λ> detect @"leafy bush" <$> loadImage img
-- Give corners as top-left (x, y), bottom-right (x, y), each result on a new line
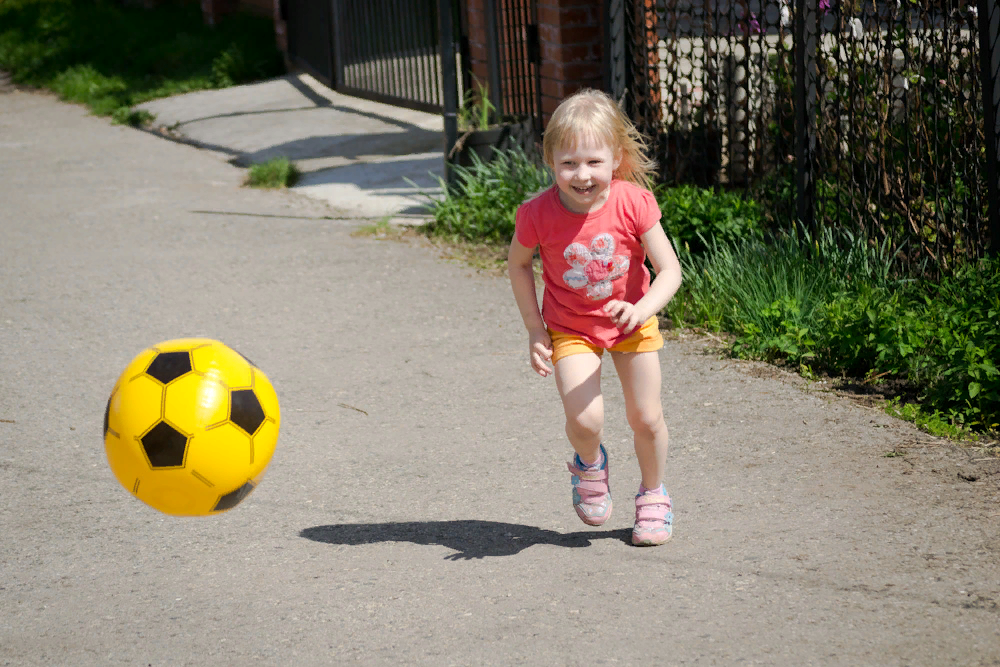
top-left (654, 184), bottom-right (764, 253)
top-left (671, 225), bottom-right (999, 432)
top-left (419, 148), bottom-right (551, 244)
top-left (819, 259), bottom-right (1000, 430)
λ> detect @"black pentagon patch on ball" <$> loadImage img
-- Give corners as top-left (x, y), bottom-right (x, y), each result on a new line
top-left (145, 351), bottom-right (193, 384)
top-left (230, 389), bottom-right (265, 435)
top-left (141, 421), bottom-right (189, 468)
top-left (212, 480), bottom-right (256, 512)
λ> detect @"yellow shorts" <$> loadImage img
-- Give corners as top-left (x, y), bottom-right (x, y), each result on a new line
top-left (549, 316), bottom-right (664, 364)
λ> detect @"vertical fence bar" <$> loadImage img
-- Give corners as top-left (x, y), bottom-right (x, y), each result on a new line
top-left (484, 0), bottom-right (505, 119)
top-left (330, 0), bottom-right (344, 88)
top-left (440, 0), bottom-right (459, 186)
top-left (794, 0), bottom-right (817, 229)
top-left (530, 0), bottom-right (543, 134)
top-left (501, 0), bottom-right (514, 115)
top-left (604, 0), bottom-right (624, 98)
top-left (978, 0), bottom-right (1000, 254)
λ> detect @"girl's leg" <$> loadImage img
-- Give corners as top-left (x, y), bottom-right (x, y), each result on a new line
top-left (610, 350), bottom-right (668, 490)
top-left (553, 351), bottom-right (604, 464)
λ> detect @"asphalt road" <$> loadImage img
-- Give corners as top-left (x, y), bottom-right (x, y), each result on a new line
top-left (1, 89), bottom-right (998, 666)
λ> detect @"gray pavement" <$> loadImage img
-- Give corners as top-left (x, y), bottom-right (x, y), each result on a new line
top-left (137, 73), bottom-right (445, 222)
top-left (2, 83), bottom-right (1000, 666)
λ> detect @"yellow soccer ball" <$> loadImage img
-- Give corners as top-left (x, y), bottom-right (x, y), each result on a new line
top-left (104, 338), bottom-right (280, 516)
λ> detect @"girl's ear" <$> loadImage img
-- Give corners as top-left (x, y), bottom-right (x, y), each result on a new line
top-left (613, 146), bottom-right (623, 171)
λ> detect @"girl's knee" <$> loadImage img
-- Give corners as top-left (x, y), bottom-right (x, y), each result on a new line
top-left (566, 406), bottom-right (604, 439)
top-left (627, 406), bottom-right (666, 438)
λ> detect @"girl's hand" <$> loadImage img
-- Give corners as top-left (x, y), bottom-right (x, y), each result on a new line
top-left (603, 299), bottom-right (647, 334)
top-left (528, 328), bottom-right (554, 377)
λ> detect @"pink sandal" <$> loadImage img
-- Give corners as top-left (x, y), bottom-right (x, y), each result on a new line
top-left (567, 444), bottom-right (612, 526)
top-left (632, 487), bottom-right (673, 546)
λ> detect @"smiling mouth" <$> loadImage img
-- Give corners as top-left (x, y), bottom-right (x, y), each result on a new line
top-left (572, 185), bottom-right (596, 195)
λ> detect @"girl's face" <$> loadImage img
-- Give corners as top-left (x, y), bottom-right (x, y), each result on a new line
top-left (551, 134), bottom-right (620, 214)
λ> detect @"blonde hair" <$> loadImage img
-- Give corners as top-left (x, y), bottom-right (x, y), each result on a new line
top-left (542, 89), bottom-right (657, 190)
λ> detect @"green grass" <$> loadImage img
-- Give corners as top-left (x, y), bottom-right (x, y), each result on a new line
top-left (883, 398), bottom-right (984, 443)
top-left (244, 157), bottom-right (300, 188)
top-left (0, 0), bottom-right (283, 123)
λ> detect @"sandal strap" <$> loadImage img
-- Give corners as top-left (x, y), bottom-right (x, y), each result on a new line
top-left (566, 462), bottom-right (608, 481)
top-left (635, 493), bottom-right (670, 508)
top-left (567, 462), bottom-right (609, 500)
top-left (635, 493), bottom-right (672, 523)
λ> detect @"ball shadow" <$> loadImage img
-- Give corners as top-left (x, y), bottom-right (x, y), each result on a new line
top-left (300, 520), bottom-right (631, 560)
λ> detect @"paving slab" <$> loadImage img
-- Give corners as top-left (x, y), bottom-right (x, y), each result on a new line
top-left (137, 73), bottom-right (444, 221)
top-left (1, 86), bottom-right (999, 667)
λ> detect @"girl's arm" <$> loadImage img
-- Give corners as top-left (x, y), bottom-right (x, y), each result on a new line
top-left (507, 238), bottom-right (554, 377)
top-left (603, 223), bottom-right (683, 334)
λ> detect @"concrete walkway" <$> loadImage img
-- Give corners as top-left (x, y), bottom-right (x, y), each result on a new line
top-left (1, 83), bottom-right (999, 666)
top-left (137, 73), bottom-right (445, 222)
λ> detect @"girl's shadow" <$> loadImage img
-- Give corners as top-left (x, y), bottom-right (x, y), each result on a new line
top-left (300, 520), bottom-right (630, 560)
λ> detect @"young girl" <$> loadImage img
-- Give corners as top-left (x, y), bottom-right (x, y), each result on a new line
top-left (507, 89), bottom-right (683, 546)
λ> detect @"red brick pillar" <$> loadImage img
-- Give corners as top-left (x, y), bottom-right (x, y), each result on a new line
top-left (537, 0), bottom-right (603, 124)
top-left (201, 0), bottom-right (238, 25)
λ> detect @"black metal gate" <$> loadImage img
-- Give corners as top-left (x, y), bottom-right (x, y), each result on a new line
top-left (285, 0), bottom-right (450, 113)
top-left (284, 0), bottom-right (333, 84)
top-left (284, 0), bottom-right (542, 129)
top-left (332, 0), bottom-right (446, 113)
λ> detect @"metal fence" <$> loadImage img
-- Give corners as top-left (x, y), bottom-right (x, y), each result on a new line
top-left (333, 0), bottom-right (445, 112)
top-left (612, 0), bottom-right (998, 270)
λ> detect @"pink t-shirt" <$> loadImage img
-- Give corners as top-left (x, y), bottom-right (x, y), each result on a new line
top-left (514, 180), bottom-right (661, 348)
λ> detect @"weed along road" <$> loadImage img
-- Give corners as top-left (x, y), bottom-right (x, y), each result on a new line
top-left (1, 87), bottom-right (999, 666)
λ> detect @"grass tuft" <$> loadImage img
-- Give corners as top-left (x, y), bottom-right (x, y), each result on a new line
top-left (244, 157), bottom-right (300, 189)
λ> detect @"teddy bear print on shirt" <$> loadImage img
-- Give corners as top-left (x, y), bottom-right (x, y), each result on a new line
top-left (562, 233), bottom-right (630, 300)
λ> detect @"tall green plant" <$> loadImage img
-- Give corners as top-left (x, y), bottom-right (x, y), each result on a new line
top-left (417, 148), bottom-right (551, 244)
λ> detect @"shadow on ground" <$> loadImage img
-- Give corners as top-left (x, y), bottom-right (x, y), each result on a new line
top-left (300, 520), bottom-right (629, 559)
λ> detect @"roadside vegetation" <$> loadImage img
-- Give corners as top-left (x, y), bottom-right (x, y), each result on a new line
top-left (419, 149), bottom-right (1000, 446)
top-left (244, 157), bottom-right (300, 189)
top-left (0, 0), bottom-right (283, 125)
